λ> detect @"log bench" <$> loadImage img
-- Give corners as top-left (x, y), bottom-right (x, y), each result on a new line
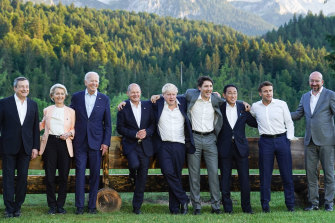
top-left (0, 137), bottom-right (328, 210)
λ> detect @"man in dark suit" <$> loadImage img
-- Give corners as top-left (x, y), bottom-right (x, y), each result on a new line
top-left (70, 72), bottom-right (111, 214)
top-left (117, 83), bottom-right (155, 214)
top-left (217, 84), bottom-right (257, 214)
top-left (291, 71), bottom-right (335, 211)
top-left (0, 77), bottom-right (39, 218)
top-left (152, 83), bottom-right (195, 215)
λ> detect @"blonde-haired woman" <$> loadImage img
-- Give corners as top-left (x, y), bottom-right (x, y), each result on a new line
top-left (40, 84), bottom-right (75, 215)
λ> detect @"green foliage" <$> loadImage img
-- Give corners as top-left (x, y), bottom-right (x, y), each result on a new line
top-left (0, 2), bottom-right (334, 137)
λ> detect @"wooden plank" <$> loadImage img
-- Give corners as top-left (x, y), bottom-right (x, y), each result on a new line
top-left (0, 174), bottom-right (327, 194)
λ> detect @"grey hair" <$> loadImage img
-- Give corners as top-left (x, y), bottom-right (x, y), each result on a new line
top-left (162, 83), bottom-right (178, 94)
top-left (85, 72), bottom-right (99, 82)
top-left (13, 77), bottom-right (29, 88)
top-left (127, 83), bottom-right (141, 93)
top-left (49, 83), bottom-right (68, 101)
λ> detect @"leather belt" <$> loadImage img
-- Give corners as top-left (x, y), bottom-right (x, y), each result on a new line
top-left (192, 130), bottom-right (214, 136)
top-left (261, 132), bottom-right (286, 138)
top-left (49, 134), bottom-right (62, 139)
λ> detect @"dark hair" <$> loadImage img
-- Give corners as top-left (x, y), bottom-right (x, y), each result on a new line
top-left (13, 77), bottom-right (29, 88)
top-left (223, 84), bottom-right (238, 94)
top-left (197, 76), bottom-right (213, 88)
top-left (258, 81), bottom-right (273, 92)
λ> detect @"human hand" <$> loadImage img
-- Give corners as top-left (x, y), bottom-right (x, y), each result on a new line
top-left (117, 101), bottom-right (126, 111)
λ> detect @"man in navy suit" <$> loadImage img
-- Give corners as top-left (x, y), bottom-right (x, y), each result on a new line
top-left (152, 83), bottom-right (195, 215)
top-left (217, 84), bottom-right (257, 214)
top-left (117, 83), bottom-right (155, 214)
top-left (0, 77), bottom-right (39, 218)
top-left (70, 72), bottom-right (111, 214)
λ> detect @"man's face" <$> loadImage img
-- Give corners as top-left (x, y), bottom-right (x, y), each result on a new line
top-left (198, 80), bottom-right (213, 100)
top-left (223, 86), bottom-right (238, 106)
top-left (127, 85), bottom-right (141, 104)
top-left (259, 85), bottom-right (273, 104)
top-left (14, 80), bottom-right (29, 100)
top-left (163, 90), bottom-right (177, 106)
top-left (309, 72), bottom-right (324, 93)
top-left (85, 73), bottom-right (99, 94)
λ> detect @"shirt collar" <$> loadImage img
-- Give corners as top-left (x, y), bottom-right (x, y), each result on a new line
top-left (226, 103), bottom-right (237, 109)
top-left (197, 93), bottom-right (212, 102)
top-left (310, 86), bottom-right (323, 96)
top-left (164, 99), bottom-right (180, 106)
top-left (85, 89), bottom-right (98, 96)
top-left (14, 93), bottom-right (27, 103)
top-left (130, 100), bottom-right (141, 108)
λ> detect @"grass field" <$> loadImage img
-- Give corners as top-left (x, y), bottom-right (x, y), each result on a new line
top-left (0, 191), bottom-right (335, 223)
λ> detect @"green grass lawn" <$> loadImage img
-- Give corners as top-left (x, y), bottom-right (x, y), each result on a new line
top-left (0, 191), bottom-right (335, 223)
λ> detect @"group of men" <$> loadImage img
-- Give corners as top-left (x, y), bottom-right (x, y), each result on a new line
top-left (0, 70), bottom-right (334, 217)
top-left (117, 71), bottom-right (335, 215)
top-left (0, 72), bottom-right (111, 218)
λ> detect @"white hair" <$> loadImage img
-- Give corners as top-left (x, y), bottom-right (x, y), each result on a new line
top-left (85, 71), bottom-right (99, 82)
top-left (162, 83), bottom-right (178, 94)
top-left (127, 83), bottom-right (141, 93)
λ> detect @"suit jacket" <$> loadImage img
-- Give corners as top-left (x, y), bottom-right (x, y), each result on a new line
top-left (39, 105), bottom-right (75, 157)
top-left (70, 90), bottom-right (111, 150)
top-left (117, 100), bottom-right (155, 157)
top-left (217, 102), bottom-right (257, 158)
top-left (0, 95), bottom-right (40, 155)
top-left (184, 89), bottom-right (223, 137)
top-left (152, 96), bottom-right (195, 154)
top-left (291, 87), bottom-right (335, 146)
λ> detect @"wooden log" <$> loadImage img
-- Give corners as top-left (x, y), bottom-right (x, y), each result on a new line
top-left (96, 188), bottom-right (122, 212)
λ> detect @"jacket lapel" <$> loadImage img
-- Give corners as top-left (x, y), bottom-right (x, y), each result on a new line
top-left (9, 96), bottom-right (21, 125)
top-left (139, 101), bottom-right (147, 129)
top-left (312, 88), bottom-right (326, 115)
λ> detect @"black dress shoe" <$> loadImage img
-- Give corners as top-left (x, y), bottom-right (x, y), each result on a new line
top-left (133, 208), bottom-right (141, 214)
top-left (262, 206), bottom-right (270, 213)
top-left (57, 207), bottom-right (66, 214)
top-left (13, 209), bottom-right (21, 217)
top-left (243, 210), bottom-right (253, 214)
top-left (288, 207), bottom-right (295, 212)
top-left (211, 208), bottom-right (222, 214)
top-left (193, 209), bottom-right (201, 215)
top-left (48, 207), bottom-right (56, 215)
top-left (304, 204), bottom-right (319, 211)
top-left (88, 208), bottom-right (97, 214)
top-left (325, 204), bottom-right (333, 212)
top-left (4, 211), bottom-right (13, 218)
top-left (180, 203), bottom-right (188, 214)
top-left (75, 207), bottom-right (84, 215)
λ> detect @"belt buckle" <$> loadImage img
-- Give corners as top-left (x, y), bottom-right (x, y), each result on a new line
top-left (55, 135), bottom-right (61, 139)
top-left (137, 139), bottom-right (142, 144)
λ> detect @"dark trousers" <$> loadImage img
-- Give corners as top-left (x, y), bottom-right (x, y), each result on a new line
top-left (75, 142), bottom-right (102, 209)
top-left (43, 135), bottom-right (71, 208)
top-left (159, 142), bottom-right (188, 213)
top-left (219, 141), bottom-right (251, 212)
top-left (258, 135), bottom-right (295, 209)
top-left (2, 143), bottom-right (30, 213)
top-left (126, 144), bottom-right (150, 210)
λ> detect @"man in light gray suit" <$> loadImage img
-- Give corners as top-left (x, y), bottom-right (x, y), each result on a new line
top-left (184, 76), bottom-right (223, 215)
top-left (291, 71), bottom-right (335, 212)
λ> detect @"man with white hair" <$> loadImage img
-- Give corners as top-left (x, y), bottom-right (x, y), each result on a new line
top-left (152, 83), bottom-right (195, 215)
top-left (70, 72), bottom-right (111, 214)
top-left (291, 71), bottom-right (335, 212)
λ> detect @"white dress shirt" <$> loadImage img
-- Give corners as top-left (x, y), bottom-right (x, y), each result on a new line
top-left (49, 106), bottom-right (65, 135)
top-left (130, 101), bottom-right (141, 128)
top-left (190, 95), bottom-right (215, 132)
top-left (14, 94), bottom-right (27, 125)
top-left (310, 86), bottom-right (323, 115)
top-left (250, 99), bottom-right (294, 140)
top-left (85, 89), bottom-right (97, 118)
top-left (158, 101), bottom-right (185, 144)
top-left (226, 103), bottom-right (238, 129)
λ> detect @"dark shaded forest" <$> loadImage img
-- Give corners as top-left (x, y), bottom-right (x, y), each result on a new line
top-left (0, 0), bottom-right (335, 135)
